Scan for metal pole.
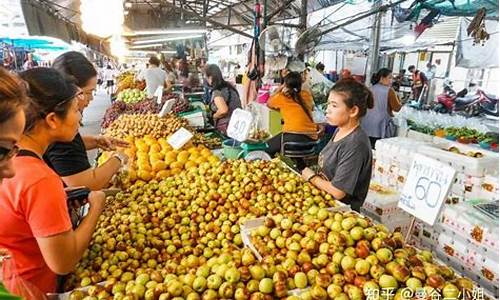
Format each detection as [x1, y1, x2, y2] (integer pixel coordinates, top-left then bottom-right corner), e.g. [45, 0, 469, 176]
[445, 42, 455, 78]
[365, 0, 382, 86]
[298, 0, 307, 60]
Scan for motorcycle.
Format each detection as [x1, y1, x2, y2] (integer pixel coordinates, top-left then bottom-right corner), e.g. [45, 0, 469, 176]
[434, 81, 499, 118]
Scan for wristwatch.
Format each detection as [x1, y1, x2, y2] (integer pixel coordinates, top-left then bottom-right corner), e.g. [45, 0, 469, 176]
[112, 152, 127, 165]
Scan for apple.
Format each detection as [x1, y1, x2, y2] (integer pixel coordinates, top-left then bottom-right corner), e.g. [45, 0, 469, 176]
[250, 265, 266, 280]
[328, 284, 343, 299]
[346, 285, 364, 300]
[405, 278, 422, 291]
[259, 278, 273, 294]
[366, 255, 379, 266]
[341, 217, 357, 231]
[206, 274, 222, 290]
[311, 284, 328, 300]
[218, 282, 234, 298]
[225, 267, 241, 283]
[355, 260, 371, 275]
[426, 274, 445, 289]
[193, 277, 207, 292]
[378, 275, 398, 289]
[350, 227, 365, 241]
[247, 280, 260, 293]
[332, 274, 345, 287]
[341, 256, 356, 270]
[362, 281, 379, 296]
[355, 241, 371, 258]
[442, 283, 460, 299]
[376, 248, 393, 263]
[370, 265, 385, 280]
[326, 262, 340, 275]
[392, 265, 410, 283]
[293, 272, 308, 289]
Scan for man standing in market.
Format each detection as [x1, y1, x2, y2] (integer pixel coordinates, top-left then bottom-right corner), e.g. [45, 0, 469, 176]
[408, 65, 428, 103]
[137, 56, 168, 99]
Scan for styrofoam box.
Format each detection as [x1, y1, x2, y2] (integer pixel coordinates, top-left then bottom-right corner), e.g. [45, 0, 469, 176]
[418, 144, 499, 177]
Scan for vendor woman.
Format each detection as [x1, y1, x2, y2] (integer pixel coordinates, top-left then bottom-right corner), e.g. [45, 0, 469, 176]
[302, 79, 373, 211]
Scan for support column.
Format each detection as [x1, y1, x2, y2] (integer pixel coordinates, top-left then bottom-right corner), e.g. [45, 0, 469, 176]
[365, 1, 382, 85]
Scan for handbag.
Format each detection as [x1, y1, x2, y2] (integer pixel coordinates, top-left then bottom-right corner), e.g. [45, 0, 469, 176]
[384, 118, 398, 138]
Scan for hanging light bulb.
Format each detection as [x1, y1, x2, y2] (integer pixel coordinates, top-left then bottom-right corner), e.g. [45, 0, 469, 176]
[80, 0, 124, 37]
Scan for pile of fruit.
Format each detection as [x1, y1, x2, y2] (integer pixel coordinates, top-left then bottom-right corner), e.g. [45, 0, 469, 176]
[245, 211, 474, 300]
[192, 133, 222, 150]
[100, 135, 220, 185]
[249, 129, 271, 141]
[101, 101, 164, 129]
[118, 89, 148, 104]
[65, 160, 341, 298]
[105, 114, 189, 139]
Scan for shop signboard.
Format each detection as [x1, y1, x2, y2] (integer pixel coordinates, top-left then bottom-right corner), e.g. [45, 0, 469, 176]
[227, 108, 254, 142]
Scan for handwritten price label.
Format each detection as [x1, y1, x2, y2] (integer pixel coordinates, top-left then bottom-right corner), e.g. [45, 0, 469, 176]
[227, 109, 254, 142]
[398, 154, 456, 225]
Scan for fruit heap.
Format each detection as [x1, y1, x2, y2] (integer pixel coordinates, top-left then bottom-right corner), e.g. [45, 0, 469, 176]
[118, 89, 148, 104]
[65, 160, 341, 297]
[169, 97, 191, 114]
[246, 211, 474, 300]
[249, 129, 270, 141]
[106, 135, 220, 185]
[192, 133, 222, 150]
[101, 101, 164, 129]
[105, 114, 189, 139]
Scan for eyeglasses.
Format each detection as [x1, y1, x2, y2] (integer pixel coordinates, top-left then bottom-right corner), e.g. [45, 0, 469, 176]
[0, 145, 19, 162]
[39, 90, 83, 118]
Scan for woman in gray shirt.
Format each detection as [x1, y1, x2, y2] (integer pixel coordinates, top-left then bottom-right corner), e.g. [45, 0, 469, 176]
[302, 79, 373, 211]
[204, 64, 242, 134]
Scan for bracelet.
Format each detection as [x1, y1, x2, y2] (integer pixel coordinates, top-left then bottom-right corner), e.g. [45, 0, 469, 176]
[112, 153, 126, 165]
[306, 173, 318, 182]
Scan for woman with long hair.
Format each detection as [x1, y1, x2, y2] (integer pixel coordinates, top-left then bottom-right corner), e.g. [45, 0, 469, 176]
[46, 51, 129, 190]
[266, 71, 318, 157]
[361, 68, 402, 148]
[0, 68, 28, 182]
[0, 68, 106, 293]
[302, 79, 373, 211]
[204, 64, 242, 134]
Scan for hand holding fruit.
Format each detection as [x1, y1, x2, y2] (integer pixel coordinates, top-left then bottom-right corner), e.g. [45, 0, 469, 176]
[96, 136, 129, 151]
[87, 191, 106, 214]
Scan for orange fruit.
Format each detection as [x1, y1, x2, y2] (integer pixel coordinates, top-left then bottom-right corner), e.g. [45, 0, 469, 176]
[201, 148, 212, 158]
[166, 151, 177, 161]
[177, 151, 190, 163]
[152, 161, 167, 172]
[156, 170, 171, 179]
[185, 161, 198, 169]
[170, 168, 183, 175]
[170, 161, 184, 170]
[149, 144, 161, 153]
[138, 170, 153, 181]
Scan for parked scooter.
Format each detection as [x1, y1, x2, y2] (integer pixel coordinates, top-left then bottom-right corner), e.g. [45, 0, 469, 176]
[433, 80, 468, 113]
[433, 81, 499, 117]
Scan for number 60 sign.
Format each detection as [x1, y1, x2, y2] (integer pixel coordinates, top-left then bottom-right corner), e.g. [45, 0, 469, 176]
[399, 154, 456, 226]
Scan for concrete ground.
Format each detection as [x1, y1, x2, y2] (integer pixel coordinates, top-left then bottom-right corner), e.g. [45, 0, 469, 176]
[80, 89, 112, 163]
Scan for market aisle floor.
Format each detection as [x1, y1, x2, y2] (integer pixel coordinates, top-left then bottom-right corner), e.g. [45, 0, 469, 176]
[80, 89, 112, 162]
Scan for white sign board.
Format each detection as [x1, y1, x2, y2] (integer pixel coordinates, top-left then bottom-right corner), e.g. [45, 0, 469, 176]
[158, 98, 176, 117]
[155, 86, 163, 104]
[226, 108, 254, 142]
[398, 154, 456, 226]
[167, 127, 193, 150]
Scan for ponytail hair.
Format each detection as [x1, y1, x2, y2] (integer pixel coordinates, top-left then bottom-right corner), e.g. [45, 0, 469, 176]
[370, 68, 392, 85]
[329, 79, 374, 119]
[284, 72, 313, 120]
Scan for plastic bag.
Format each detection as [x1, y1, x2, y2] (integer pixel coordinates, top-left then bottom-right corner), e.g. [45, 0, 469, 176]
[0, 249, 48, 300]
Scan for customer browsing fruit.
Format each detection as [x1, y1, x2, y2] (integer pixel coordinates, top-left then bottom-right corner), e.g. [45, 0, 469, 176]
[0, 68, 106, 293]
[301, 79, 373, 212]
[45, 51, 129, 191]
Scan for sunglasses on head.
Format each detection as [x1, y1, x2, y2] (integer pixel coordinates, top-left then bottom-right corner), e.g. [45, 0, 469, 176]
[38, 90, 83, 118]
[0, 145, 20, 162]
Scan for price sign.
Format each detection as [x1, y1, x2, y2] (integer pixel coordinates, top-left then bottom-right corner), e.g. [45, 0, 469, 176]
[158, 98, 176, 117]
[167, 127, 193, 150]
[398, 154, 456, 226]
[154, 86, 163, 104]
[227, 108, 254, 142]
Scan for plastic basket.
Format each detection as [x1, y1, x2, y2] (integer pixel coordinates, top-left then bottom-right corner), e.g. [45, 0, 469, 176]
[222, 139, 242, 159]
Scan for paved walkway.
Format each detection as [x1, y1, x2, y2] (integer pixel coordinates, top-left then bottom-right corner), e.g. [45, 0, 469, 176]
[80, 89, 112, 162]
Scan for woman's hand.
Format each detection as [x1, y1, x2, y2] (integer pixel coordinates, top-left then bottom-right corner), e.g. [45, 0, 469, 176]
[87, 191, 106, 214]
[301, 167, 315, 181]
[96, 136, 129, 151]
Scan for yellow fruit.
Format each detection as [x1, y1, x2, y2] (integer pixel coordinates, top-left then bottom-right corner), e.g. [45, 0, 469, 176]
[152, 161, 167, 172]
[185, 161, 198, 169]
[166, 151, 177, 161]
[201, 148, 212, 158]
[188, 147, 198, 154]
[156, 170, 171, 179]
[150, 144, 161, 153]
[128, 169, 137, 181]
[208, 156, 220, 164]
[170, 161, 184, 170]
[137, 170, 153, 181]
[138, 163, 152, 171]
[164, 157, 176, 167]
[137, 143, 149, 152]
[170, 168, 183, 175]
[150, 152, 164, 161]
[195, 157, 207, 165]
[177, 151, 190, 163]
